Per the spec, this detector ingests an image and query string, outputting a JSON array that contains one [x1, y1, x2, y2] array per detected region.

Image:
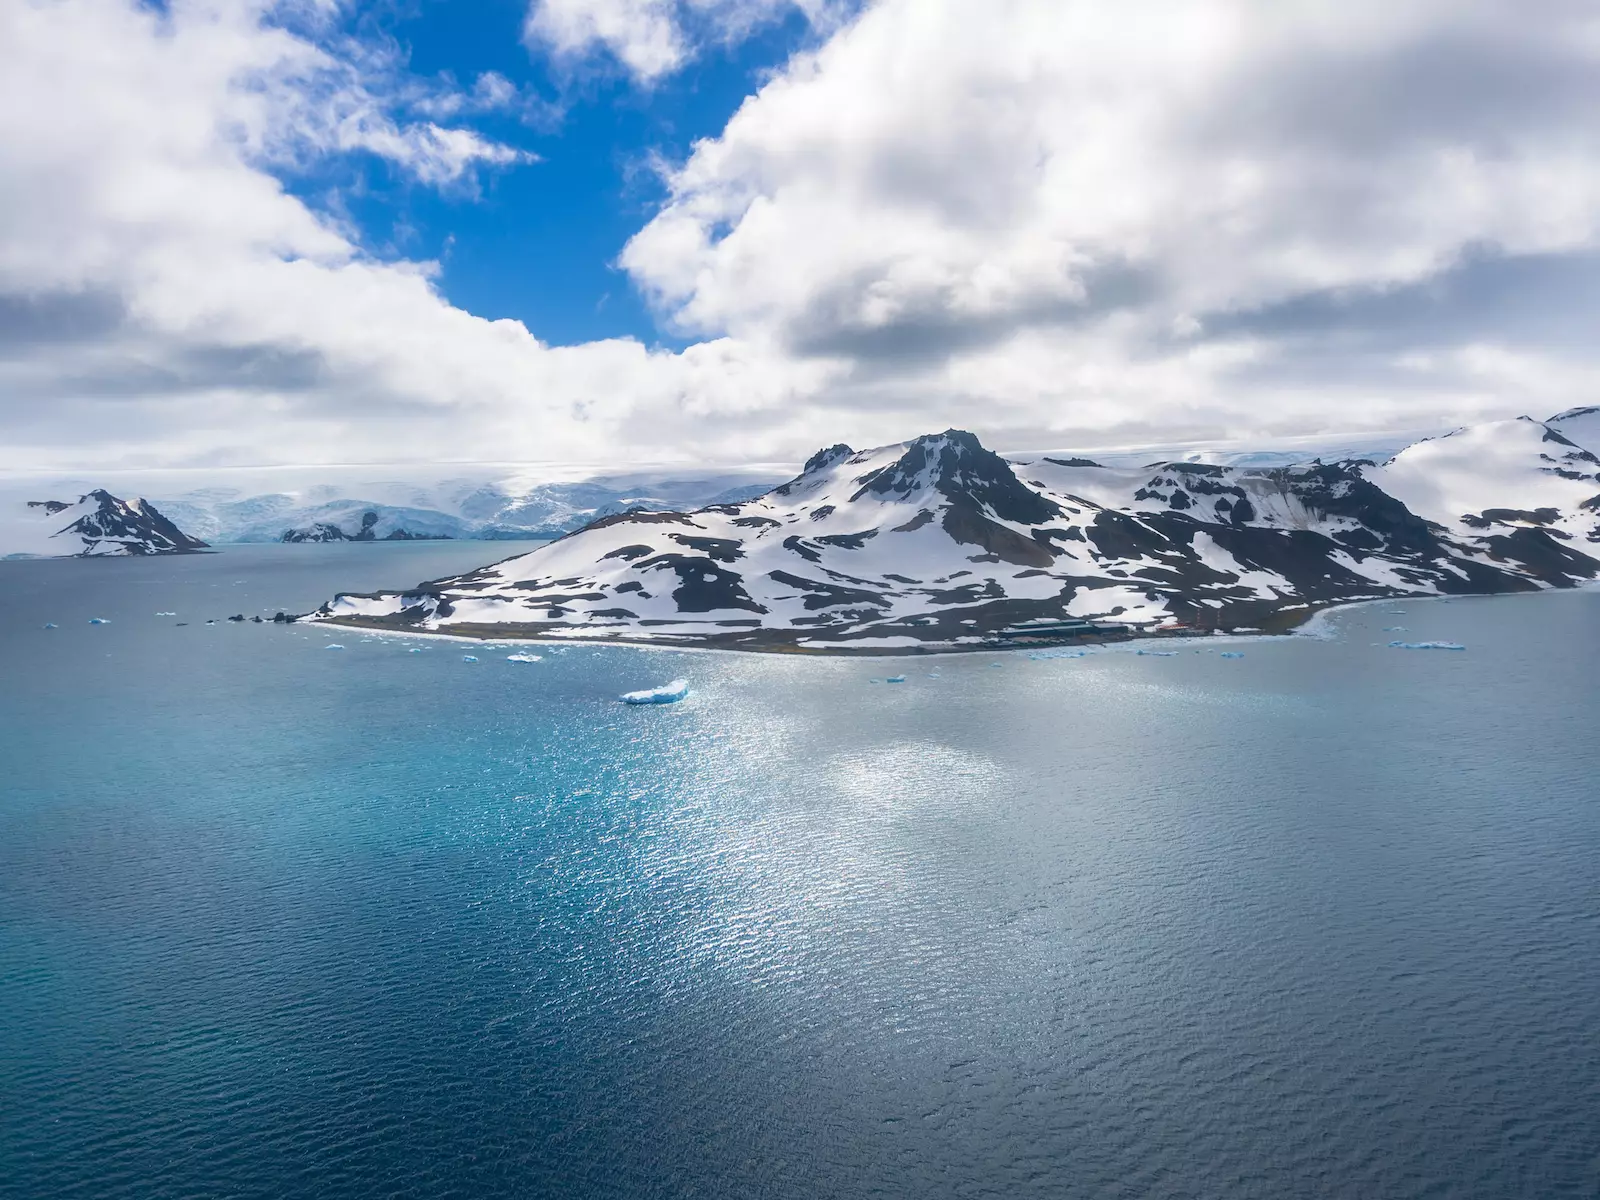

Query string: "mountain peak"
[[853, 429, 1060, 524], [802, 443, 854, 474]]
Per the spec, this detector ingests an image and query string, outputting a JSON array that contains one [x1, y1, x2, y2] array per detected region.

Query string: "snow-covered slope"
[[2, 490, 208, 558], [1547, 405, 1600, 456], [1366, 417, 1600, 549], [314, 424, 1599, 652], [148, 472, 783, 543]]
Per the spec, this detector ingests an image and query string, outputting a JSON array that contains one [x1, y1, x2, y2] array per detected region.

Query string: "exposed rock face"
[[313, 418, 1600, 651], [18, 490, 208, 557], [281, 510, 453, 542]]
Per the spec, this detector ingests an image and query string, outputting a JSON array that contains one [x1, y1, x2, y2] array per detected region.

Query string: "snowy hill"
[[313, 421, 1600, 652], [136, 471, 783, 544], [1548, 405, 1600, 455], [1366, 417, 1600, 548], [2, 490, 209, 559]]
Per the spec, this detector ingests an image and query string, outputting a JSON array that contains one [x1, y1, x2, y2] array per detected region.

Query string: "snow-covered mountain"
[[313, 416, 1600, 651], [146, 472, 784, 544], [2, 490, 209, 559]]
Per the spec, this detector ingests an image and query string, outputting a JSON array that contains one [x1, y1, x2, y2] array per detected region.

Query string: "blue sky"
[[285, 0, 818, 349]]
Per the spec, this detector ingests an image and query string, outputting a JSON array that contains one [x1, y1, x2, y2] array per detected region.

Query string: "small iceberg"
[[885, 674, 907, 683], [620, 679, 689, 705], [462, 655, 479, 663], [88, 617, 110, 625], [154, 611, 176, 617], [407, 647, 426, 654], [43, 622, 57, 629], [506, 653, 543, 663], [1220, 651, 1244, 659], [1382, 626, 1406, 632], [325, 644, 345, 651], [1389, 640, 1465, 651], [1136, 649, 1177, 657]]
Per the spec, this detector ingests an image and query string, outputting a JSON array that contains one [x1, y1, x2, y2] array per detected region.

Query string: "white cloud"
[[7, 0, 1600, 476], [0, 0, 830, 470], [524, 0, 852, 83], [621, 0, 1600, 439]]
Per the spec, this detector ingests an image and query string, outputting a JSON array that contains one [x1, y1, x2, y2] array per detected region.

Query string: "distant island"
[[5, 490, 208, 558], [309, 409, 1600, 653]]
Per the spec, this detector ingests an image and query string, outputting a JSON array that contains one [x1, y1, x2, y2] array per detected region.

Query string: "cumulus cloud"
[[524, 0, 853, 83], [7, 0, 1600, 474], [0, 0, 832, 470], [622, 0, 1600, 443]]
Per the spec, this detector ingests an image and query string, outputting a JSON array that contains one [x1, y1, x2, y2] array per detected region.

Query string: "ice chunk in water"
[[43, 622, 57, 629], [1136, 649, 1177, 656], [408, 647, 425, 653], [325, 644, 345, 651], [1220, 651, 1244, 659], [506, 653, 542, 663], [620, 679, 689, 705], [462, 655, 479, 663], [88, 617, 110, 625], [885, 674, 907, 683], [1388, 640, 1465, 651]]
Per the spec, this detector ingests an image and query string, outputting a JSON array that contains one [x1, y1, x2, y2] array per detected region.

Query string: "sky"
[[4, 0, 1600, 472]]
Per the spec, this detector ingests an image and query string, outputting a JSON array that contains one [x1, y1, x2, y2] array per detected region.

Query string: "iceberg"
[[885, 674, 907, 683], [1220, 651, 1244, 659], [462, 655, 479, 663], [1136, 649, 1177, 656], [155, 611, 176, 617], [620, 678, 689, 705], [325, 644, 345, 651], [408, 647, 425, 653], [506, 653, 543, 663], [88, 617, 110, 625], [43, 622, 57, 629], [1388, 640, 1465, 651]]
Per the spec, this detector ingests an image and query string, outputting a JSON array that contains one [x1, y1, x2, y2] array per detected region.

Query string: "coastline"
[[309, 597, 1339, 657]]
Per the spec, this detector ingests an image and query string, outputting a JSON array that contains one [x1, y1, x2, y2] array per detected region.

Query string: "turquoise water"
[[2, 544, 1598, 1198]]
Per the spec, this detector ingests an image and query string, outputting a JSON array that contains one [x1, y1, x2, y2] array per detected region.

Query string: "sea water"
[[1, 544, 1597, 1199]]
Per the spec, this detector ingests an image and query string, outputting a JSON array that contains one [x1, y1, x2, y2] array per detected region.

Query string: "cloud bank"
[[5, 0, 1600, 471]]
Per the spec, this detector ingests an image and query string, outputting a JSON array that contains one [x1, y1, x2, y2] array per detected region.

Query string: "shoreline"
[[310, 599, 1335, 658]]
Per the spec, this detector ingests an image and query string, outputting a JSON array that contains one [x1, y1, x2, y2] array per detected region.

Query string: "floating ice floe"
[[506, 653, 543, 663], [325, 644, 345, 651], [1136, 649, 1177, 656], [620, 678, 689, 705], [1389, 640, 1465, 651], [154, 611, 176, 617], [462, 655, 479, 662], [1382, 626, 1406, 632], [88, 617, 110, 625], [408, 647, 426, 654], [1028, 649, 1086, 661], [885, 674, 907, 683], [43, 622, 57, 629], [1220, 651, 1245, 659]]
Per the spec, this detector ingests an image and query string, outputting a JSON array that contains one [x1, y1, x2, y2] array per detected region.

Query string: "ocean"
[[2, 543, 1597, 1198]]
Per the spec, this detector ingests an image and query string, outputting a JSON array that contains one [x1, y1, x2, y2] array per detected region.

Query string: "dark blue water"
[[2, 544, 1598, 1199]]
